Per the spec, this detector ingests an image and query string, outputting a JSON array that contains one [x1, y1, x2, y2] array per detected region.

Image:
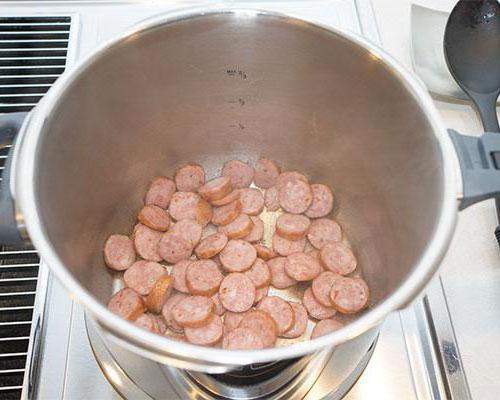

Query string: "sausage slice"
[[186, 260, 224, 297], [276, 213, 311, 241], [198, 176, 232, 202], [311, 319, 343, 339], [278, 178, 313, 214], [134, 313, 160, 333], [172, 260, 191, 293], [219, 273, 255, 312], [108, 288, 145, 321], [174, 162, 205, 192], [254, 244, 277, 261], [224, 311, 247, 334], [254, 158, 281, 189], [219, 240, 257, 272], [272, 233, 306, 256], [172, 295, 214, 328], [222, 160, 254, 189], [267, 257, 297, 289], [223, 327, 264, 350], [211, 293, 226, 316], [104, 234, 136, 271], [123, 260, 165, 295], [264, 186, 280, 212], [311, 271, 341, 307], [195, 232, 228, 259], [276, 171, 308, 189], [169, 192, 212, 226], [254, 286, 269, 304], [162, 292, 188, 333], [257, 296, 294, 335], [211, 190, 241, 207], [185, 315, 223, 346], [244, 258, 271, 288], [305, 184, 334, 218], [242, 216, 264, 243], [329, 277, 370, 314], [169, 219, 202, 247], [144, 176, 176, 209], [157, 232, 193, 264], [285, 252, 321, 281], [138, 205, 171, 232], [239, 310, 278, 347], [282, 302, 308, 339], [238, 188, 265, 215], [133, 223, 162, 262], [302, 287, 336, 320], [218, 213, 254, 239], [307, 218, 342, 250], [212, 200, 241, 226], [319, 243, 357, 275], [145, 274, 174, 313]]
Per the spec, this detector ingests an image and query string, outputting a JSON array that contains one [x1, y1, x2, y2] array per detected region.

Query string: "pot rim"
[[16, 6, 458, 367]]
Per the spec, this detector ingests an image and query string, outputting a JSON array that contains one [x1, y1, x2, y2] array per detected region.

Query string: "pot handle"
[[0, 112, 29, 245], [449, 129, 500, 210]]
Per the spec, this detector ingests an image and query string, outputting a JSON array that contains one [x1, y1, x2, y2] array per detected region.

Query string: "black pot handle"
[[449, 129, 500, 210], [0, 112, 29, 245]]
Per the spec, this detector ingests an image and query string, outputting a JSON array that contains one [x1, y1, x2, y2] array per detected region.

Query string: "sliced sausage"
[[242, 216, 264, 243], [169, 219, 202, 247], [134, 313, 160, 333], [223, 327, 264, 350], [172, 295, 215, 328], [138, 205, 170, 232], [257, 296, 294, 335], [311, 319, 343, 339], [239, 310, 278, 347], [145, 176, 176, 209], [186, 259, 224, 296], [254, 158, 281, 189], [104, 234, 135, 271], [195, 232, 228, 259], [211, 293, 226, 316], [278, 178, 313, 214], [276, 213, 310, 241], [307, 249, 321, 263], [133, 223, 162, 262], [198, 176, 232, 202], [254, 286, 269, 304], [218, 213, 254, 239], [320, 243, 357, 275], [162, 292, 188, 333], [254, 244, 277, 261], [302, 287, 336, 320], [211, 190, 240, 207], [272, 233, 306, 256], [244, 258, 271, 288], [276, 171, 308, 189], [172, 260, 191, 293], [282, 303, 308, 339], [219, 240, 257, 272], [285, 252, 321, 281], [219, 273, 255, 312], [264, 186, 280, 212], [224, 311, 247, 334], [145, 274, 174, 313], [123, 260, 165, 295], [185, 315, 223, 346], [267, 257, 297, 289], [305, 184, 334, 218], [238, 188, 265, 215], [311, 271, 341, 307], [329, 277, 370, 314], [307, 218, 342, 250], [222, 160, 254, 189], [169, 192, 212, 226], [157, 232, 193, 264], [174, 162, 205, 192], [108, 288, 145, 321], [212, 200, 241, 226]]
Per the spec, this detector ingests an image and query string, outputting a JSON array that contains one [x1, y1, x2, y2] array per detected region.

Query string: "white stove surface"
[[3, 1, 494, 399]]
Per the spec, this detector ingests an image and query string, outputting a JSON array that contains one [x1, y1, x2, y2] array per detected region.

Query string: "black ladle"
[[444, 0, 500, 244]]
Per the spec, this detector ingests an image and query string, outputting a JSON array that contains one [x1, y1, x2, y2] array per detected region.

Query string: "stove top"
[[1, 0, 492, 399]]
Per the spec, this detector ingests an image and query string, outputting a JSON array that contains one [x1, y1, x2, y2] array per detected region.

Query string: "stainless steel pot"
[[1, 7, 498, 373]]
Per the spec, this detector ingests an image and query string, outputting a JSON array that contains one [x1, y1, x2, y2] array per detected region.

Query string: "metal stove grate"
[[0, 15, 71, 400]]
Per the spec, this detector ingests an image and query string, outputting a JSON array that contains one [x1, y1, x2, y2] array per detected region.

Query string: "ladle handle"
[[471, 91, 500, 133]]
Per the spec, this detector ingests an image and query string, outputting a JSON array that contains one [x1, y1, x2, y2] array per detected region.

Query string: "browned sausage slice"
[[169, 219, 202, 247], [267, 257, 297, 289], [223, 311, 247, 334], [282, 302, 308, 339], [133, 223, 162, 262], [329, 277, 370, 314], [186, 259, 224, 296], [157, 232, 193, 264], [272, 233, 306, 256], [244, 258, 271, 288], [254, 159, 281, 189], [218, 214, 254, 239], [162, 292, 188, 333], [195, 232, 228, 259], [211, 293, 226, 316], [169, 192, 212, 226], [212, 200, 241, 226], [211, 190, 241, 207], [123, 260, 165, 295], [242, 216, 264, 243], [138, 205, 171, 231], [185, 315, 223, 346], [174, 162, 205, 192], [134, 313, 160, 333], [219, 273, 255, 312], [311, 319, 343, 339], [302, 287, 336, 320], [254, 244, 277, 261], [320, 243, 357, 275], [238, 188, 265, 215], [219, 240, 257, 272], [104, 234, 136, 271], [278, 178, 313, 214], [276, 213, 311, 241], [264, 187, 280, 212], [172, 295, 215, 328], [276, 171, 308, 189], [307, 218, 342, 250], [305, 184, 334, 218], [172, 260, 191, 293], [145, 176, 176, 209], [223, 327, 264, 350], [198, 176, 232, 202], [311, 271, 341, 307], [145, 274, 174, 313], [257, 296, 294, 335], [222, 160, 254, 189], [239, 310, 278, 347], [284, 252, 321, 281], [108, 288, 145, 321], [254, 286, 269, 304]]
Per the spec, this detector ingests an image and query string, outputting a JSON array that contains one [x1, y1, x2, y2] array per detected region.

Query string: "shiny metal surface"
[[12, 3, 458, 372]]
